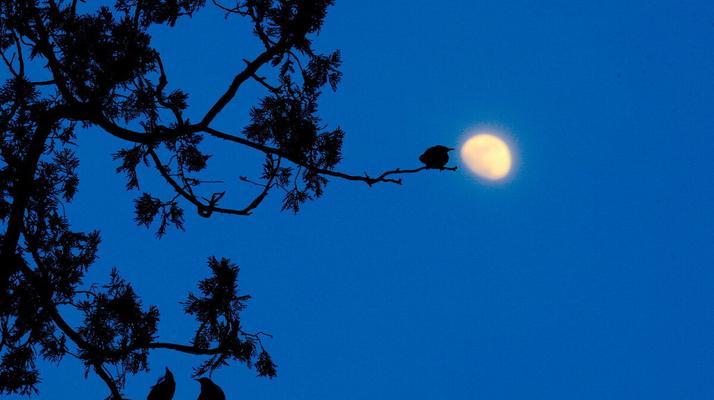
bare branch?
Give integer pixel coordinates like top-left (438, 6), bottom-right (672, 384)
top-left (89, 114), bottom-right (173, 144)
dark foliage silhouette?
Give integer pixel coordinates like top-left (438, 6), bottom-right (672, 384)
top-left (147, 367), bottom-right (175, 400)
top-left (196, 377), bottom-right (226, 400)
top-left (419, 145), bottom-right (456, 170)
top-left (0, 0), bottom-right (455, 398)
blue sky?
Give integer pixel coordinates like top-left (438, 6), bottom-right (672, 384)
top-left (8, 0), bottom-right (714, 399)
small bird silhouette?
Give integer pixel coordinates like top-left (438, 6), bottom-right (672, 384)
top-left (196, 377), bottom-right (226, 400)
top-left (147, 368), bottom-right (175, 400)
top-left (419, 145), bottom-right (455, 169)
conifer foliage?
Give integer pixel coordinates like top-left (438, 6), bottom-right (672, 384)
top-left (0, 1), bottom-right (441, 397)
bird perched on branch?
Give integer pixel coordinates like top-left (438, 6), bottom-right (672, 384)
top-left (419, 145), bottom-right (455, 169)
top-left (147, 368), bottom-right (175, 400)
top-left (196, 377), bottom-right (226, 400)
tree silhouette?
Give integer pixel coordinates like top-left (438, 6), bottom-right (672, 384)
top-left (0, 1), bottom-right (454, 398)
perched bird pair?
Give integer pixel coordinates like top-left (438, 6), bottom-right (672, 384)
top-left (147, 368), bottom-right (225, 400)
top-left (419, 145), bottom-right (455, 170)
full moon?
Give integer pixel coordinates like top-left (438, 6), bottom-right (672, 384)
top-left (461, 133), bottom-right (512, 180)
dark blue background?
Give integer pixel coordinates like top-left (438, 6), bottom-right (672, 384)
top-left (7, 1), bottom-right (714, 398)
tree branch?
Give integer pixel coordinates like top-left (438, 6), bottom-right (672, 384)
top-left (94, 362), bottom-right (124, 400)
top-left (198, 40), bottom-right (289, 127)
top-left (202, 127), bottom-right (450, 186)
top-left (0, 120), bottom-right (53, 302)
top-left (147, 149), bottom-right (264, 217)
top-left (27, 9), bottom-right (75, 102)
top-left (146, 125), bottom-right (450, 219)
top-left (147, 342), bottom-right (224, 355)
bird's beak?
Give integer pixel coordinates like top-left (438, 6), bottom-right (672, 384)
top-left (447, 147), bottom-right (455, 151)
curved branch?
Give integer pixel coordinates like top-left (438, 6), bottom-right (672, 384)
top-left (148, 149), bottom-right (274, 217)
top-left (94, 363), bottom-right (124, 400)
top-left (93, 115), bottom-right (167, 144)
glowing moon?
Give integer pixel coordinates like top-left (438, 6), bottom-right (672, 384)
top-left (461, 134), bottom-right (512, 180)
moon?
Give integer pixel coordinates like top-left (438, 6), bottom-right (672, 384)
top-left (460, 133), bottom-right (513, 180)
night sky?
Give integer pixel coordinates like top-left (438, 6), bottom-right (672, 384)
top-left (8, 0), bottom-right (714, 399)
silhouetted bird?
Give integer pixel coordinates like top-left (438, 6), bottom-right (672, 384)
top-left (147, 368), bottom-right (175, 400)
top-left (419, 145), bottom-right (455, 169)
top-left (196, 377), bottom-right (226, 400)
